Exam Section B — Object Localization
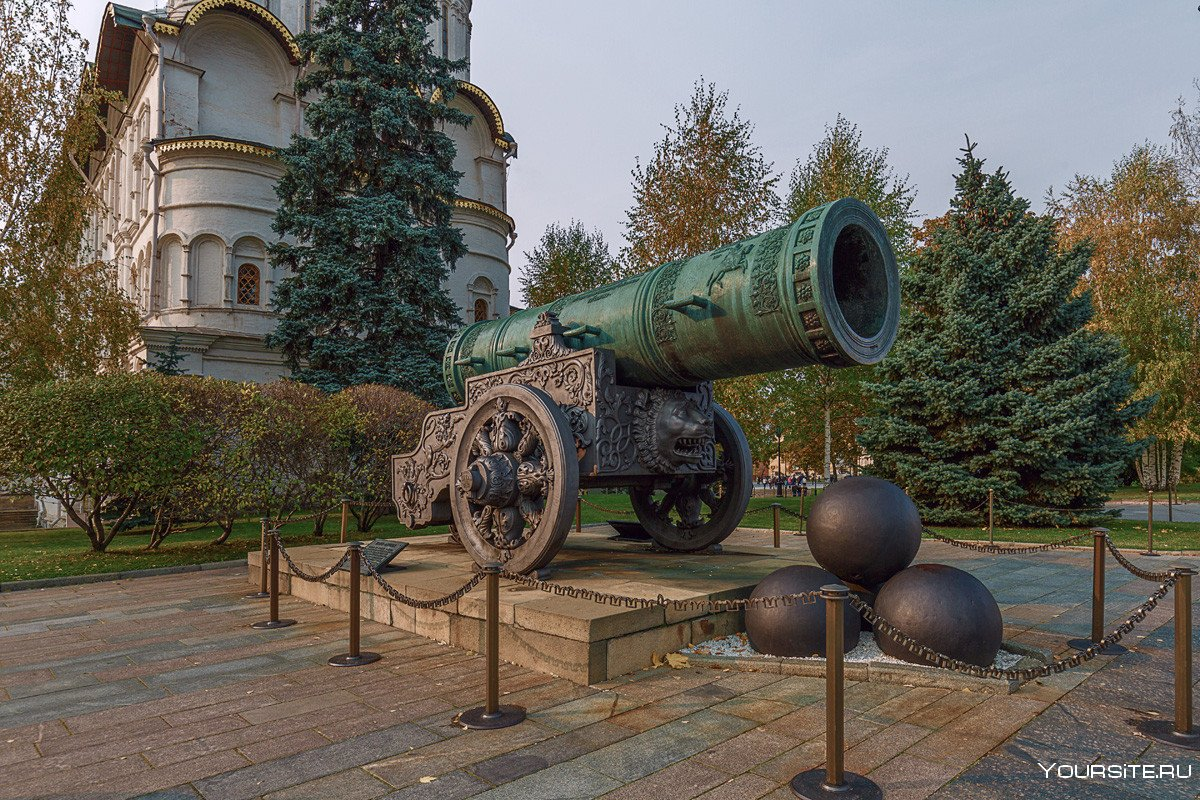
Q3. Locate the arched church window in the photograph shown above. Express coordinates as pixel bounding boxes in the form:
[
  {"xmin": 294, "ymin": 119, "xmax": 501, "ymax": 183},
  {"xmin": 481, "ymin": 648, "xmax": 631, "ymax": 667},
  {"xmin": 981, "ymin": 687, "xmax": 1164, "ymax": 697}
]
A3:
[
  {"xmin": 474, "ymin": 298, "xmax": 489, "ymax": 322},
  {"xmin": 237, "ymin": 263, "xmax": 260, "ymax": 305}
]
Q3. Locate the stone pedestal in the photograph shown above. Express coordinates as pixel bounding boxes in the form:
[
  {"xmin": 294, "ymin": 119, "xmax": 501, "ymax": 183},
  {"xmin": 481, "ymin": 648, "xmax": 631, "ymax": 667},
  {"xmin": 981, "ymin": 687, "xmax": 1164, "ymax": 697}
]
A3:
[{"xmin": 246, "ymin": 528, "xmax": 797, "ymax": 684}]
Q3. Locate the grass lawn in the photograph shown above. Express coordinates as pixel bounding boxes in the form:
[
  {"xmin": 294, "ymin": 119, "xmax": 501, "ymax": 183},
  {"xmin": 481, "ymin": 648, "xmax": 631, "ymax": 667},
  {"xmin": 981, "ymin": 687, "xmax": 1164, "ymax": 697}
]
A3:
[
  {"xmin": 2, "ymin": 492, "xmax": 1197, "ymax": 584},
  {"xmin": 1110, "ymin": 482, "xmax": 1200, "ymax": 502}
]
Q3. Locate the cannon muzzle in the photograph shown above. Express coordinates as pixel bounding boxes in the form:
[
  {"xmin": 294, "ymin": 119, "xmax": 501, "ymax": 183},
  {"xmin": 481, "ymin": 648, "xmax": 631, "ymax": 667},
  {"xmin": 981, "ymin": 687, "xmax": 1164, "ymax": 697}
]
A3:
[{"xmin": 444, "ymin": 198, "xmax": 899, "ymax": 401}]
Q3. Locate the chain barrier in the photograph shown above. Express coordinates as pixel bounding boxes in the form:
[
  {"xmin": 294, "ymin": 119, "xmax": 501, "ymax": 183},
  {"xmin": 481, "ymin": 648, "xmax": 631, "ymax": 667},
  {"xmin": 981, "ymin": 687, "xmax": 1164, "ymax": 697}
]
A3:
[
  {"xmin": 989, "ymin": 497, "xmax": 1107, "ymax": 515},
  {"xmin": 498, "ymin": 570, "xmax": 819, "ymax": 612},
  {"xmin": 363, "ymin": 557, "xmax": 484, "ymax": 609},
  {"xmin": 1103, "ymin": 534, "xmax": 1179, "ymax": 582},
  {"xmin": 577, "ymin": 496, "xmax": 636, "ymax": 516},
  {"xmin": 272, "ymin": 532, "xmax": 351, "ymax": 583},
  {"xmin": 347, "ymin": 500, "xmax": 396, "ymax": 510},
  {"xmin": 268, "ymin": 503, "xmax": 342, "ymax": 528},
  {"xmin": 850, "ymin": 573, "xmax": 1179, "ymax": 682},
  {"xmin": 921, "ymin": 526, "xmax": 1091, "ymax": 554},
  {"xmin": 777, "ymin": 505, "xmax": 806, "ymax": 521}
]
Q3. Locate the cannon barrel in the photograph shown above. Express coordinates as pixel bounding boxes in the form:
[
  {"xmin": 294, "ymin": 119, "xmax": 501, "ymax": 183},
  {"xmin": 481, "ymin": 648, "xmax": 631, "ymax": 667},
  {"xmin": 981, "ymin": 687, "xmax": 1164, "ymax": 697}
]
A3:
[{"xmin": 444, "ymin": 198, "xmax": 899, "ymax": 401}]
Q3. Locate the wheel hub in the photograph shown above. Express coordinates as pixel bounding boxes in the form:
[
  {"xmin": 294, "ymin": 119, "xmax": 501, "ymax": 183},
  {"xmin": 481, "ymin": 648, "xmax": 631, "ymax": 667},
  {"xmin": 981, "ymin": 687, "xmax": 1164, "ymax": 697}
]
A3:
[{"xmin": 459, "ymin": 453, "xmax": 520, "ymax": 507}]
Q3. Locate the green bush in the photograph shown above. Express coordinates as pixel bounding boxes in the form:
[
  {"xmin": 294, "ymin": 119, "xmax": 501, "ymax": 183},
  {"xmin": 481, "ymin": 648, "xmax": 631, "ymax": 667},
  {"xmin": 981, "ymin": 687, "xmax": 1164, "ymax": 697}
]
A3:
[{"xmin": 0, "ymin": 373, "xmax": 203, "ymax": 551}]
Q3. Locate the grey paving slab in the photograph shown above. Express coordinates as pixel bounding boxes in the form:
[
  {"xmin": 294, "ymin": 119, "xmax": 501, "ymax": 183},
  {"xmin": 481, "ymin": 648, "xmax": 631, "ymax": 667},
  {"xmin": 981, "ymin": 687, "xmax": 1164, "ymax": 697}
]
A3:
[
  {"xmin": 263, "ymin": 767, "xmax": 394, "ymax": 800},
  {"xmin": 575, "ymin": 709, "xmax": 757, "ymax": 782},
  {"xmin": 470, "ymin": 762, "xmax": 623, "ymax": 800},
  {"xmin": 193, "ymin": 725, "xmax": 443, "ymax": 800},
  {"xmin": 381, "ymin": 769, "xmax": 490, "ymax": 800},
  {"xmin": 133, "ymin": 787, "xmax": 203, "ymax": 800},
  {"xmin": 0, "ymin": 678, "xmax": 168, "ymax": 727}
]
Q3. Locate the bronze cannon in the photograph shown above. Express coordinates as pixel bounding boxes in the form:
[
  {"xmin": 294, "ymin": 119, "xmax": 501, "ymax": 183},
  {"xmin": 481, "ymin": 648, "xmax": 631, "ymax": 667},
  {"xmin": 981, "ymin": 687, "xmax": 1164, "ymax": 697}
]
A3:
[{"xmin": 393, "ymin": 199, "xmax": 900, "ymax": 573}]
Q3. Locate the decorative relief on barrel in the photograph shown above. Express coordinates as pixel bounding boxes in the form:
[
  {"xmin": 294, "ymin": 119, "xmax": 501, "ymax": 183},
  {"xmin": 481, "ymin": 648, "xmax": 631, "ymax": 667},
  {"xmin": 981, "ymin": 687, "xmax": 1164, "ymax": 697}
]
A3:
[
  {"xmin": 651, "ymin": 258, "xmax": 688, "ymax": 344},
  {"xmin": 801, "ymin": 204, "xmax": 827, "ymax": 224},
  {"xmin": 794, "ymin": 279, "xmax": 814, "ymax": 303},
  {"xmin": 583, "ymin": 275, "xmax": 637, "ymax": 303},
  {"xmin": 749, "ymin": 228, "xmax": 788, "ymax": 316},
  {"xmin": 706, "ymin": 240, "xmax": 755, "ymax": 293},
  {"xmin": 792, "ymin": 248, "xmax": 814, "ymax": 306},
  {"xmin": 794, "ymin": 226, "xmax": 815, "ymax": 246},
  {"xmin": 458, "ymin": 325, "xmax": 484, "ymax": 377}
]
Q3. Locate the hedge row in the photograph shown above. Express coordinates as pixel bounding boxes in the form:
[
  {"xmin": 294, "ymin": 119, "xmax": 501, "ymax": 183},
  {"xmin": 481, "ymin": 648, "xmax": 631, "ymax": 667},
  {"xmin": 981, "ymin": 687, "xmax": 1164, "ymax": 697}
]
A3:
[{"xmin": 0, "ymin": 374, "xmax": 431, "ymax": 551}]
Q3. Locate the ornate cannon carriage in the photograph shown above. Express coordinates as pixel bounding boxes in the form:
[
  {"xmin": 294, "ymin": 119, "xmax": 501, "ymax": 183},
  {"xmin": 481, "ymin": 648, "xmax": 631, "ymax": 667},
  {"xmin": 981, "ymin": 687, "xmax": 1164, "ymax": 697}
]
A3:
[{"xmin": 393, "ymin": 199, "xmax": 900, "ymax": 573}]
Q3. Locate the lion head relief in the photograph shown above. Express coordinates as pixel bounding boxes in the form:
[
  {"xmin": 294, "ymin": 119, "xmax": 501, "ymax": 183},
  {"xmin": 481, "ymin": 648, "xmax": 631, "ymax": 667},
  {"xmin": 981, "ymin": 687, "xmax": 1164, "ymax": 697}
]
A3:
[{"xmin": 633, "ymin": 389, "xmax": 714, "ymax": 473}]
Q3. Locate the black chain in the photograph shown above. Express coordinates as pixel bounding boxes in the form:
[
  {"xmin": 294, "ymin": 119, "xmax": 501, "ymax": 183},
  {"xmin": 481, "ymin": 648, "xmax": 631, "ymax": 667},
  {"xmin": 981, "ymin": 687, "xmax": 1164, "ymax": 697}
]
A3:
[
  {"xmin": 363, "ymin": 558, "xmax": 484, "ymax": 609},
  {"xmin": 850, "ymin": 574, "xmax": 1178, "ymax": 682},
  {"xmin": 989, "ymin": 497, "xmax": 1107, "ymax": 515},
  {"xmin": 922, "ymin": 526, "xmax": 1091, "ymax": 554},
  {"xmin": 272, "ymin": 532, "xmax": 350, "ymax": 583},
  {"xmin": 498, "ymin": 570, "xmax": 819, "ymax": 612},
  {"xmin": 1103, "ymin": 534, "xmax": 1179, "ymax": 582},
  {"xmin": 577, "ymin": 496, "xmax": 635, "ymax": 516},
  {"xmin": 777, "ymin": 505, "xmax": 805, "ymax": 521}
]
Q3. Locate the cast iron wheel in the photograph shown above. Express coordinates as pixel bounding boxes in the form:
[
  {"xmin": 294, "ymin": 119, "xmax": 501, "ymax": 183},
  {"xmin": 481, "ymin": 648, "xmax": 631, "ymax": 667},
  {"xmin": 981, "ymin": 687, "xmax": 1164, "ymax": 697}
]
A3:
[
  {"xmin": 451, "ymin": 385, "xmax": 579, "ymax": 574},
  {"xmin": 629, "ymin": 404, "xmax": 751, "ymax": 551}
]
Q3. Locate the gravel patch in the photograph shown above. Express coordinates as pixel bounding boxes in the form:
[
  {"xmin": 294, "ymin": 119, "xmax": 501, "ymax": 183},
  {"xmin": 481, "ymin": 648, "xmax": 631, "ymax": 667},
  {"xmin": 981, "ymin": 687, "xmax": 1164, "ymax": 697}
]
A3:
[{"xmin": 682, "ymin": 631, "xmax": 1023, "ymax": 670}]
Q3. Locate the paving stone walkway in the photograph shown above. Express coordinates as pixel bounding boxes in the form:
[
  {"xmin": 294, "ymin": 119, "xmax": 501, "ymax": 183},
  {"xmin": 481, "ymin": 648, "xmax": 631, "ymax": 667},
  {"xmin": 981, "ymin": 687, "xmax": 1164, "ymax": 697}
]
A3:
[{"xmin": 0, "ymin": 532, "xmax": 1196, "ymax": 800}]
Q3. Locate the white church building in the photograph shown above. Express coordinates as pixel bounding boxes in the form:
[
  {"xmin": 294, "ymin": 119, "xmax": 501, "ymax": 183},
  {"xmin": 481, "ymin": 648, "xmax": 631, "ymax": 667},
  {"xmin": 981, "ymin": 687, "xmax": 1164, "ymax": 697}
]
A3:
[{"xmin": 87, "ymin": 0, "xmax": 516, "ymax": 381}]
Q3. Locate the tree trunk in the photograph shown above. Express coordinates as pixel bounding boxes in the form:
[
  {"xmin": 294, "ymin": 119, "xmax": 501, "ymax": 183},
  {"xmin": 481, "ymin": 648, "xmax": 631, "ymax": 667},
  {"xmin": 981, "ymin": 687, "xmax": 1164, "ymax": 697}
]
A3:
[
  {"xmin": 211, "ymin": 516, "xmax": 235, "ymax": 545},
  {"xmin": 354, "ymin": 504, "xmax": 384, "ymax": 533},
  {"xmin": 823, "ymin": 403, "xmax": 832, "ymax": 482},
  {"xmin": 147, "ymin": 507, "xmax": 172, "ymax": 549},
  {"xmin": 312, "ymin": 512, "xmax": 326, "ymax": 537}
]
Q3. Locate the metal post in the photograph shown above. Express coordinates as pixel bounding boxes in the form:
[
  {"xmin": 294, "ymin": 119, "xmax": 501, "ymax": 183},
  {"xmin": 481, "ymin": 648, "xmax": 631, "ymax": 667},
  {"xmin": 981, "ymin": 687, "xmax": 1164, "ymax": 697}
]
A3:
[
  {"xmin": 1135, "ymin": 566, "xmax": 1200, "ymax": 750},
  {"xmin": 329, "ymin": 543, "xmax": 381, "ymax": 667},
  {"xmin": 1143, "ymin": 490, "xmax": 1159, "ymax": 556},
  {"xmin": 457, "ymin": 564, "xmax": 526, "ymax": 729},
  {"xmin": 772, "ymin": 503, "xmax": 781, "ymax": 548},
  {"xmin": 1068, "ymin": 528, "xmax": 1125, "ymax": 655},
  {"xmin": 339, "ymin": 499, "xmax": 350, "ymax": 544},
  {"xmin": 1175, "ymin": 568, "xmax": 1194, "ymax": 737},
  {"xmin": 775, "ymin": 434, "xmax": 784, "ymax": 498},
  {"xmin": 244, "ymin": 517, "xmax": 270, "ymax": 599},
  {"xmin": 576, "ymin": 495, "xmax": 582, "ymax": 533},
  {"xmin": 987, "ymin": 488, "xmax": 994, "ymax": 545},
  {"xmin": 789, "ymin": 585, "xmax": 880, "ymax": 799},
  {"xmin": 251, "ymin": 531, "xmax": 295, "ymax": 629}
]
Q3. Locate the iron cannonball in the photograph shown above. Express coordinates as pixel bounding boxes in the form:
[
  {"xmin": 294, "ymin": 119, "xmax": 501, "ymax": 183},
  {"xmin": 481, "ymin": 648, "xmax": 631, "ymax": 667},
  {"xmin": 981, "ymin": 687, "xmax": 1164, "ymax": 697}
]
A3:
[
  {"xmin": 745, "ymin": 565, "xmax": 860, "ymax": 658},
  {"xmin": 806, "ymin": 476, "xmax": 921, "ymax": 586},
  {"xmin": 872, "ymin": 564, "xmax": 1003, "ymax": 668}
]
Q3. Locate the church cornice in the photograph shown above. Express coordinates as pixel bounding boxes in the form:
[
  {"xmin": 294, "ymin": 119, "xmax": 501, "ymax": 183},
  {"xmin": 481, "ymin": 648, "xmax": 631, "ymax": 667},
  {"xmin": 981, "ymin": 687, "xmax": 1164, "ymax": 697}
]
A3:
[
  {"xmin": 157, "ymin": 136, "xmax": 278, "ymax": 160},
  {"xmin": 181, "ymin": 0, "xmax": 301, "ymax": 63},
  {"xmin": 453, "ymin": 198, "xmax": 514, "ymax": 232},
  {"xmin": 454, "ymin": 82, "xmax": 515, "ymax": 153},
  {"xmin": 152, "ymin": 136, "xmax": 514, "ymax": 231}
]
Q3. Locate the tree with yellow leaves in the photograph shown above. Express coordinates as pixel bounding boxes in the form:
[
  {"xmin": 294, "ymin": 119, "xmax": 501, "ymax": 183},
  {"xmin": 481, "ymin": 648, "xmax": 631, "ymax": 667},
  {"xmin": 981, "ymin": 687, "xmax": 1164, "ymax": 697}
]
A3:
[
  {"xmin": 0, "ymin": 0, "xmax": 138, "ymax": 387},
  {"xmin": 1048, "ymin": 143, "xmax": 1200, "ymax": 490}
]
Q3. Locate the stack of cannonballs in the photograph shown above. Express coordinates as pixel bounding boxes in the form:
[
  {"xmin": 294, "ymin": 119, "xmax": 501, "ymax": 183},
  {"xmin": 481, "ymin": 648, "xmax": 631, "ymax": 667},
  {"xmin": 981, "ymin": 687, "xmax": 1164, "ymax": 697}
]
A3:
[{"xmin": 745, "ymin": 477, "xmax": 1003, "ymax": 666}]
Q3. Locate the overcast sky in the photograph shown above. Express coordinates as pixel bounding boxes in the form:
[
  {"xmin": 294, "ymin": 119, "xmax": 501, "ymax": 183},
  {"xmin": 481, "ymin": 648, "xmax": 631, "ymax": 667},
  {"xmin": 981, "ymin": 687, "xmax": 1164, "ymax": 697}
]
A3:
[{"xmin": 69, "ymin": 0, "xmax": 1200, "ymax": 291}]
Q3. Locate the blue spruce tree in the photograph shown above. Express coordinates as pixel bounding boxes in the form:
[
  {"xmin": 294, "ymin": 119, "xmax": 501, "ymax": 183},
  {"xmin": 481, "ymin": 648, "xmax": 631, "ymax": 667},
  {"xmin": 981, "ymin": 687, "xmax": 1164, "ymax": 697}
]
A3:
[
  {"xmin": 858, "ymin": 140, "xmax": 1149, "ymax": 525},
  {"xmin": 269, "ymin": 0, "xmax": 467, "ymax": 403}
]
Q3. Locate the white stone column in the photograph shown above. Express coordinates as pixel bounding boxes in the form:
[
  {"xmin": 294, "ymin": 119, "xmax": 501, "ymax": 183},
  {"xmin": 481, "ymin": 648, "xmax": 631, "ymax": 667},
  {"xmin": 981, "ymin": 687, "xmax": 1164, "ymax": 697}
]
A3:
[
  {"xmin": 180, "ymin": 243, "xmax": 192, "ymax": 307},
  {"xmin": 224, "ymin": 245, "xmax": 234, "ymax": 306}
]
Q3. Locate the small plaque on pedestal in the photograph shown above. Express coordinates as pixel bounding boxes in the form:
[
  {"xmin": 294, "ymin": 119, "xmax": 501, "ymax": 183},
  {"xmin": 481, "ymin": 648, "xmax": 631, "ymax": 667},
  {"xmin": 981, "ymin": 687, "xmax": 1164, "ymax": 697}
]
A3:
[{"xmin": 341, "ymin": 539, "xmax": 407, "ymax": 574}]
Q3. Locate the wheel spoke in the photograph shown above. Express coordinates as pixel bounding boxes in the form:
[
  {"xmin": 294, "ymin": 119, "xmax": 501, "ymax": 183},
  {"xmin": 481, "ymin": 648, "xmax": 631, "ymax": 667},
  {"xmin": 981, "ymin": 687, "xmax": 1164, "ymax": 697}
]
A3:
[{"xmin": 655, "ymin": 488, "xmax": 680, "ymax": 519}]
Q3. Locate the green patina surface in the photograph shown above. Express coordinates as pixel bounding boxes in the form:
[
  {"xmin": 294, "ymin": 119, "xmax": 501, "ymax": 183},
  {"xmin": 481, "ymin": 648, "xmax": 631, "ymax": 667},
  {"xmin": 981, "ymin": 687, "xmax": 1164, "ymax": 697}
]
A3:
[{"xmin": 443, "ymin": 199, "xmax": 901, "ymax": 402}]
